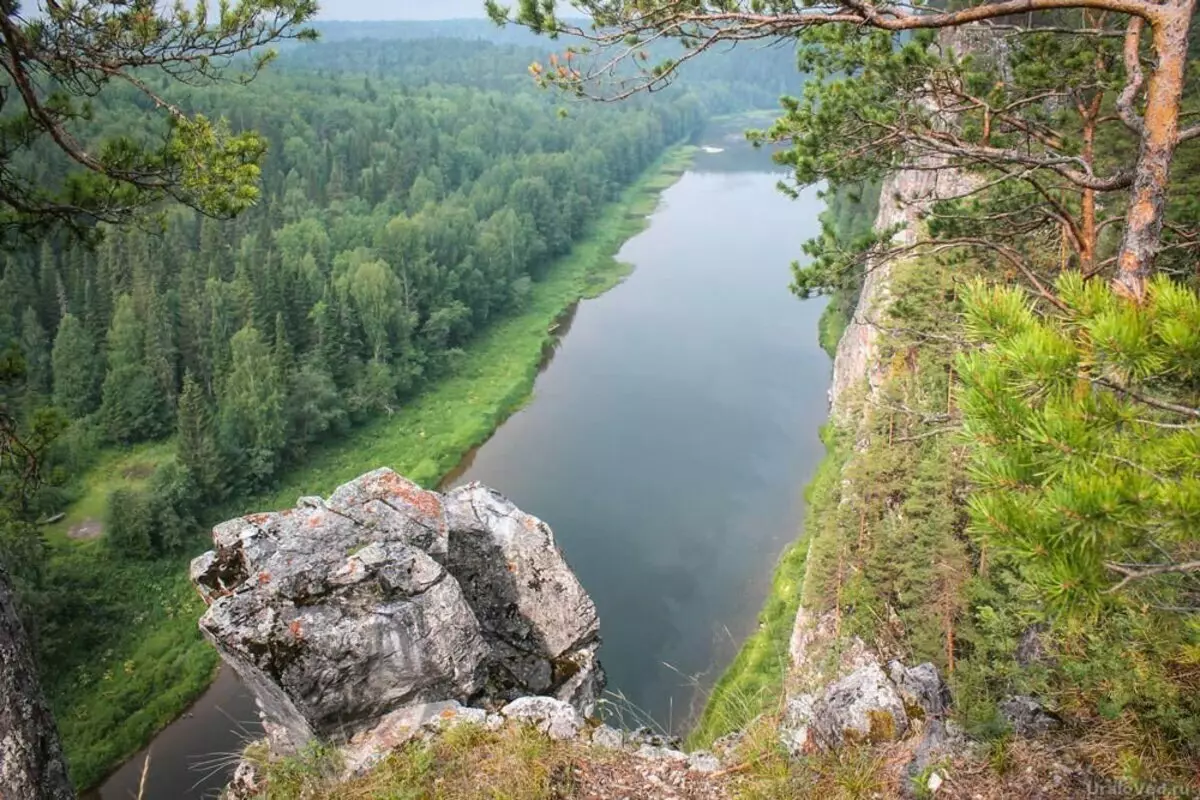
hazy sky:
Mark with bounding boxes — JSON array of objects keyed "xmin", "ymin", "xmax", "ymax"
[{"xmin": 317, "ymin": 1, "xmax": 489, "ymax": 20}]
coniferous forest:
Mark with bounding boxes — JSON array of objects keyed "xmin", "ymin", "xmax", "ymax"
[
  {"xmin": 0, "ymin": 27, "xmax": 799, "ymax": 788},
  {"xmin": 4, "ymin": 2, "xmax": 1198, "ymax": 797}
]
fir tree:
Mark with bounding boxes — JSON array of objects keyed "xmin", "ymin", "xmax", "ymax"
[
  {"xmin": 50, "ymin": 314, "xmax": 100, "ymax": 418},
  {"xmin": 177, "ymin": 372, "xmax": 224, "ymax": 501},
  {"xmin": 100, "ymin": 295, "xmax": 169, "ymax": 443}
]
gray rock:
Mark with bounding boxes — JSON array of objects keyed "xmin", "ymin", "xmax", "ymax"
[
  {"xmin": 223, "ymin": 755, "xmax": 263, "ymax": 800},
  {"xmin": 635, "ymin": 745, "xmax": 689, "ymax": 762},
  {"xmin": 589, "ymin": 724, "xmax": 625, "ymax": 749},
  {"xmin": 999, "ymin": 695, "xmax": 1060, "ymax": 737},
  {"xmin": 443, "ymin": 484, "xmax": 602, "ymax": 713},
  {"xmin": 191, "ymin": 469, "xmax": 604, "ymax": 749},
  {"xmin": 438, "ymin": 706, "xmax": 488, "ymax": 729},
  {"xmin": 341, "ymin": 701, "xmax": 476, "ymax": 775},
  {"xmin": 686, "ymin": 751, "xmax": 721, "ymax": 773},
  {"xmin": 501, "ymin": 696, "xmax": 585, "ymax": 741},
  {"xmin": 810, "ymin": 662, "xmax": 909, "ymax": 747},
  {"xmin": 780, "ymin": 693, "xmax": 816, "ymax": 756},
  {"xmin": 710, "ymin": 728, "xmax": 747, "ymax": 762},
  {"xmin": 626, "ymin": 727, "xmax": 683, "ymax": 751},
  {"xmin": 902, "ymin": 719, "xmax": 970, "ymax": 798},
  {"xmin": 887, "ymin": 661, "xmax": 950, "ymax": 718}
]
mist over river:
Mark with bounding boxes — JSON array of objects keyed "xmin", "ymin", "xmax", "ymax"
[{"xmin": 94, "ymin": 121, "xmax": 831, "ymax": 799}]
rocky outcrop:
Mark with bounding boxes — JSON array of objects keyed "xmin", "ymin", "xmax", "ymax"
[
  {"xmin": 780, "ymin": 617, "xmax": 952, "ymax": 754},
  {"xmin": 225, "ymin": 697, "xmax": 728, "ymax": 800},
  {"xmin": 191, "ymin": 468, "xmax": 603, "ymax": 751}
]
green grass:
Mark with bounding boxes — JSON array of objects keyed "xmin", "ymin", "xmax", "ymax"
[
  {"xmin": 688, "ymin": 427, "xmax": 847, "ymax": 748},
  {"xmin": 44, "ymin": 441, "xmax": 175, "ymax": 544},
  {"xmin": 47, "ymin": 144, "xmax": 697, "ymax": 791}
]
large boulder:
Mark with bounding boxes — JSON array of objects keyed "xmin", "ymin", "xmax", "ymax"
[
  {"xmin": 191, "ymin": 469, "xmax": 603, "ymax": 750},
  {"xmin": 810, "ymin": 661, "xmax": 910, "ymax": 747},
  {"xmin": 780, "ymin": 653, "xmax": 950, "ymax": 753}
]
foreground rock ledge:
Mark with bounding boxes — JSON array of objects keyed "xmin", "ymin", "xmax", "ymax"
[{"xmin": 190, "ymin": 468, "xmax": 604, "ymax": 750}]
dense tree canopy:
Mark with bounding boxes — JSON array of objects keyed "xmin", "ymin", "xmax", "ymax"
[{"xmin": 0, "ymin": 3, "xmax": 317, "ymax": 798}]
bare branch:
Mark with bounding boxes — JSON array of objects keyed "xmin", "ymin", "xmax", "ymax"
[
  {"xmin": 1094, "ymin": 378, "xmax": 1200, "ymax": 419},
  {"xmin": 1105, "ymin": 560, "xmax": 1200, "ymax": 594},
  {"xmin": 1116, "ymin": 16, "xmax": 1146, "ymax": 136}
]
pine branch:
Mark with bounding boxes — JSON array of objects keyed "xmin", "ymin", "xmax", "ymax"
[{"xmin": 1094, "ymin": 378, "xmax": 1200, "ymax": 419}]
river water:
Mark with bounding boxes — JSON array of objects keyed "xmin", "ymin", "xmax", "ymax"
[
  {"xmin": 446, "ymin": 137, "xmax": 831, "ymax": 730},
  {"xmin": 95, "ymin": 125, "xmax": 831, "ymax": 799}
]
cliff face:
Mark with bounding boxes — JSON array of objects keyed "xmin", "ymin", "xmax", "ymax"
[
  {"xmin": 828, "ymin": 24, "xmax": 1004, "ymax": 417},
  {"xmin": 788, "ymin": 28, "xmax": 987, "ymax": 772},
  {"xmin": 828, "ymin": 165, "xmax": 976, "ymax": 416}
]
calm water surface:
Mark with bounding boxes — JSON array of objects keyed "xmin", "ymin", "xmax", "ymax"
[
  {"xmin": 96, "ymin": 129, "xmax": 831, "ymax": 798},
  {"xmin": 448, "ymin": 140, "xmax": 831, "ymax": 730}
]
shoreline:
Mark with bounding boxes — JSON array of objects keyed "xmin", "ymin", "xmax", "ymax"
[{"xmin": 73, "ymin": 142, "xmax": 698, "ymax": 793}]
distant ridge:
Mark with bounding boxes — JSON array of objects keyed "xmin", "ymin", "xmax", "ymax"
[{"xmin": 317, "ymin": 0, "xmax": 486, "ymax": 21}]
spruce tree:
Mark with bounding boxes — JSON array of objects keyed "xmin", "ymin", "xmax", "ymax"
[
  {"xmin": 50, "ymin": 314, "xmax": 101, "ymax": 418},
  {"xmin": 144, "ymin": 285, "xmax": 179, "ymax": 409},
  {"xmin": 17, "ymin": 310, "xmax": 50, "ymax": 399}
]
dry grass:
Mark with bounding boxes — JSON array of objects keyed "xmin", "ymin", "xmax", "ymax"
[
  {"xmin": 250, "ymin": 709, "xmax": 1200, "ymax": 800},
  {"xmin": 257, "ymin": 725, "xmax": 587, "ymax": 800},
  {"xmin": 1075, "ymin": 711, "xmax": 1197, "ymax": 787}
]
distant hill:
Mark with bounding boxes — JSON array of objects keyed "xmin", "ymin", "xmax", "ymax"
[
  {"xmin": 314, "ymin": 19, "xmax": 548, "ymax": 45},
  {"xmin": 317, "ymin": 0, "xmax": 487, "ymax": 20}
]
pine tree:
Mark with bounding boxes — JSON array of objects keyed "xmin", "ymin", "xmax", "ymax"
[
  {"xmin": 50, "ymin": 313, "xmax": 101, "ymax": 418},
  {"xmin": 177, "ymin": 372, "xmax": 224, "ymax": 500},
  {"xmin": 959, "ymin": 273, "xmax": 1200, "ymax": 615}
]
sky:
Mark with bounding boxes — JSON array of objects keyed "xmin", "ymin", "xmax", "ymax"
[{"xmin": 316, "ymin": 0, "xmax": 489, "ymax": 20}]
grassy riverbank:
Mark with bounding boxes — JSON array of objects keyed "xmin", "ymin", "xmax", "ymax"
[
  {"xmin": 48, "ymin": 144, "xmax": 697, "ymax": 791},
  {"xmin": 687, "ymin": 429, "xmax": 847, "ymax": 747}
]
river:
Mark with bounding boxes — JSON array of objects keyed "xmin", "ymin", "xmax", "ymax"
[{"xmin": 94, "ymin": 124, "xmax": 831, "ymax": 798}]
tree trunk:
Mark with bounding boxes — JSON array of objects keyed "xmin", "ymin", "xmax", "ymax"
[
  {"xmin": 0, "ymin": 566, "xmax": 75, "ymax": 800},
  {"xmin": 1114, "ymin": 1, "xmax": 1196, "ymax": 301},
  {"xmin": 1079, "ymin": 93, "xmax": 1102, "ymax": 275}
]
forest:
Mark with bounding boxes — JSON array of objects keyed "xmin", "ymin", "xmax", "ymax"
[
  {"xmin": 0, "ymin": 26, "xmax": 800, "ymax": 788},
  {"xmin": 3, "ymin": 0, "xmax": 1198, "ymax": 796}
]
